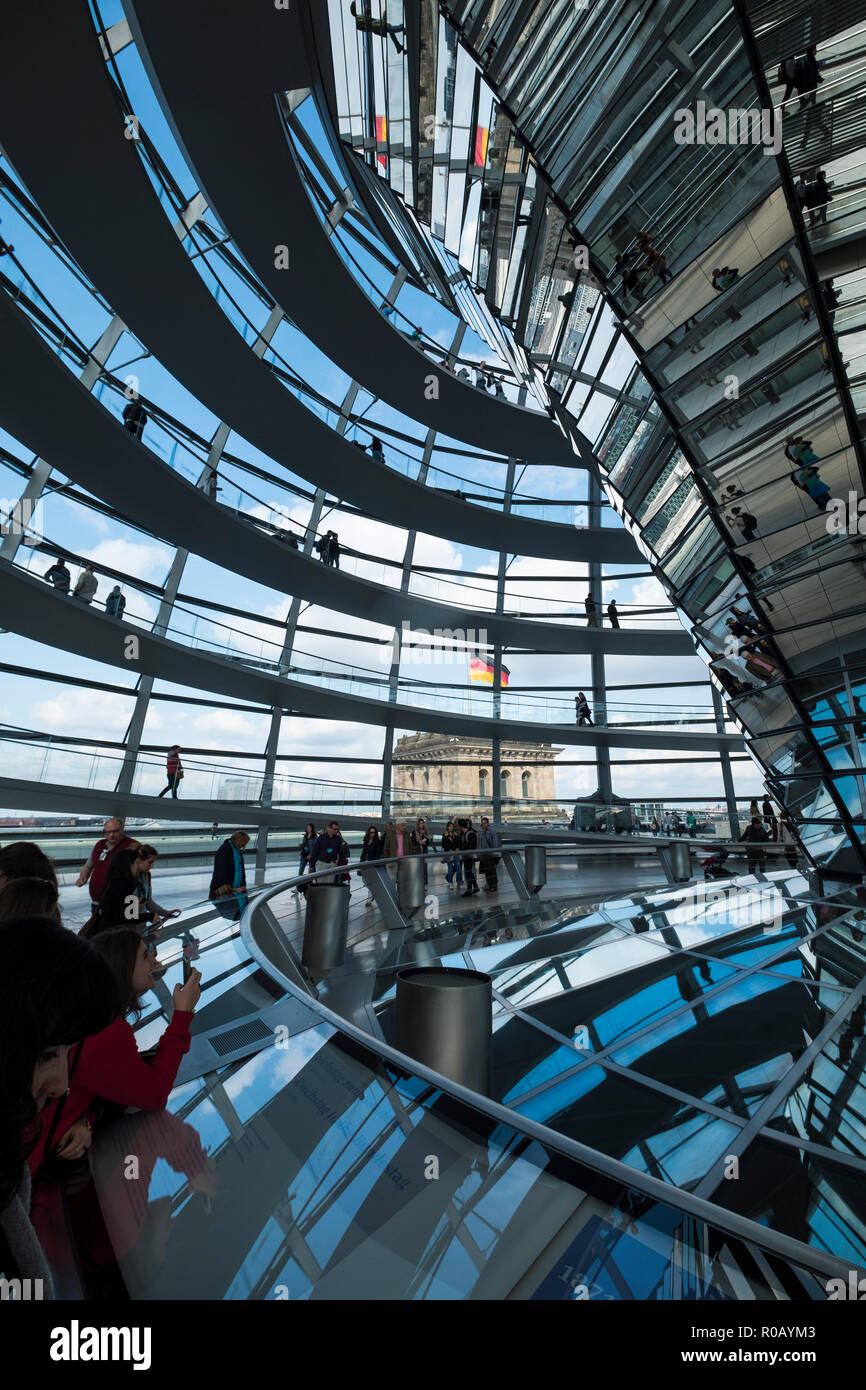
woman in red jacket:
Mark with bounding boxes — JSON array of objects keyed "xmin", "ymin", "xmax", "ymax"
[{"xmin": 30, "ymin": 929, "xmax": 201, "ymax": 1180}]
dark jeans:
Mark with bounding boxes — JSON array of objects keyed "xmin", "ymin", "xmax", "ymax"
[
  {"xmin": 446, "ymin": 858, "xmax": 463, "ymax": 884},
  {"xmin": 158, "ymin": 772, "xmax": 181, "ymax": 798},
  {"xmin": 481, "ymin": 856, "xmax": 499, "ymax": 890}
]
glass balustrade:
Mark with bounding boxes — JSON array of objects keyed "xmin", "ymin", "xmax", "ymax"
[{"xmin": 13, "ymin": 543, "xmax": 718, "ymax": 729}]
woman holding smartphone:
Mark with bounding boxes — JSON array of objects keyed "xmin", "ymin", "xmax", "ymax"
[{"xmin": 28, "ymin": 929, "xmax": 201, "ymax": 1182}]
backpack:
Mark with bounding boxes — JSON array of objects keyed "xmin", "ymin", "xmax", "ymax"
[
  {"xmin": 463, "ymin": 828, "xmax": 478, "ymax": 851},
  {"xmin": 777, "ymin": 56, "xmax": 796, "ymax": 84}
]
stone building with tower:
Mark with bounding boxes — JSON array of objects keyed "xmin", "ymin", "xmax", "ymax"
[{"xmin": 392, "ymin": 733, "xmax": 566, "ymax": 821}]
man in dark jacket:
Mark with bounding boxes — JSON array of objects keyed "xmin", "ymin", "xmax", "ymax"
[
  {"xmin": 741, "ymin": 817, "xmax": 770, "ymax": 874},
  {"xmin": 45, "ymin": 558, "xmax": 70, "ymax": 593},
  {"xmin": 575, "ymin": 692, "xmax": 593, "ymax": 726},
  {"xmin": 310, "ymin": 821, "xmax": 350, "ymax": 883},
  {"xmin": 460, "ymin": 818, "xmax": 480, "ymax": 897},
  {"xmin": 209, "ymin": 831, "xmax": 250, "ymax": 900},
  {"xmin": 123, "ymin": 398, "xmax": 147, "ymax": 438}
]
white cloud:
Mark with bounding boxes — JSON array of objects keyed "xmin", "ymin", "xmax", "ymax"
[
  {"xmin": 30, "ymin": 688, "xmax": 133, "ymax": 736},
  {"xmin": 84, "ymin": 538, "xmax": 172, "ymax": 582}
]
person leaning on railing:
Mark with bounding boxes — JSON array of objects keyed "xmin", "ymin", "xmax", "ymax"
[
  {"xmin": 209, "ymin": 830, "xmax": 250, "ymax": 900},
  {"xmin": 1, "ymin": 918, "xmax": 118, "ymax": 1295},
  {"xmin": 27, "ymin": 928, "xmax": 201, "ymax": 1194},
  {"xmin": 79, "ymin": 845, "xmax": 162, "ymax": 938}
]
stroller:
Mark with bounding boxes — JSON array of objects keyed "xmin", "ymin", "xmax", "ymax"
[{"xmin": 701, "ymin": 849, "xmax": 730, "ymax": 881}]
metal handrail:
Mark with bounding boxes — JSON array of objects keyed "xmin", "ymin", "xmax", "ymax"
[{"xmin": 241, "ymin": 854, "xmax": 858, "ymax": 1285}]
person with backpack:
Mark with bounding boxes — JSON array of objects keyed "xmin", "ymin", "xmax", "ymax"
[
  {"xmin": 309, "ymin": 821, "xmax": 350, "ymax": 884},
  {"xmin": 105, "ymin": 584, "xmax": 125, "ymax": 617},
  {"xmin": 460, "ymin": 817, "xmax": 480, "ymax": 897},
  {"xmin": 778, "ymin": 54, "xmax": 798, "ymax": 102},
  {"xmin": 741, "ymin": 816, "xmax": 770, "ymax": 875}
]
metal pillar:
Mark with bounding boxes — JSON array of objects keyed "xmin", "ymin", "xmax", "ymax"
[
  {"xmin": 492, "ymin": 457, "xmax": 516, "ymax": 826},
  {"xmin": 712, "ymin": 685, "xmax": 741, "ymax": 839},
  {"xmin": 588, "ymin": 472, "xmax": 612, "ymax": 803}
]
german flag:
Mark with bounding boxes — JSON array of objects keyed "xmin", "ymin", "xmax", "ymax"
[
  {"xmin": 375, "ymin": 115, "xmax": 388, "ymax": 169},
  {"xmin": 469, "ymin": 654, "xmax": 510, "ymax": 686}
]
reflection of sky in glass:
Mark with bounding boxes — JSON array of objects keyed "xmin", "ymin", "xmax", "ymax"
[
  {"xmin": 512, "ymin": 1065, "xmax": 608, "ymax": 1124},
  {"xmin": 626, "ymin": 1112, "xmax": 739, "ymax": 1188},
  {"xmin": 224, "ymin": 1214, "xmax": 286, "ymax": 1300},
  {"xmin": 223, "ymin": 1024, "xmax": 335, "ymax": 1125}
]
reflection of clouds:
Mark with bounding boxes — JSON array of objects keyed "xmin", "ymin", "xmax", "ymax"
[{"xmin": 221, "ymin": 1022, "xmax": 335, "ymax": 1111}]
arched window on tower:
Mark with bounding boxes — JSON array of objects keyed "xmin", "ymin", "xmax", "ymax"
[
  {"xmin": 500, "ymin": 769, "xmax": 510, "ymax": 800},
  {"xmin": 522, "ymin": 770, "xmax": 531, "ymax": 800},
  {"xmin": 479, "ymin": 768, "xmax": 488, "ymax": 797}
]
